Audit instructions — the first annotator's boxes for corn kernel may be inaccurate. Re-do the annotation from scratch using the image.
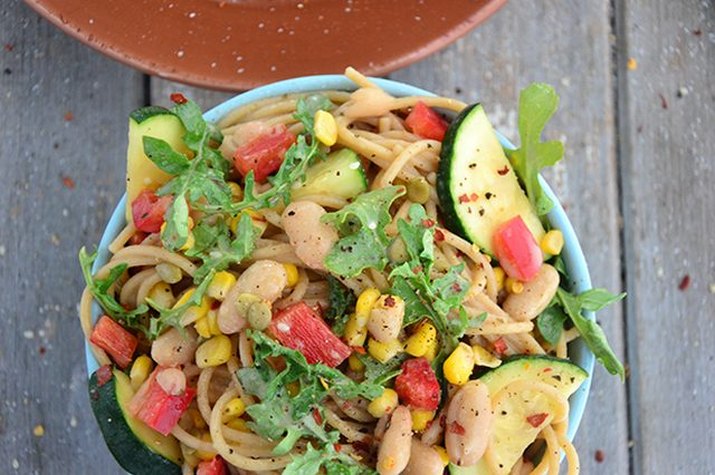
[222,398,246,422]
[207,271,237,301]
[344,314,368,347]
[207,309,222,336]
[411,409,435,432]
[33,424,45,437]
[472,345,502,368]
[443,342,475,386]
[227,182,243,200]
[175,288,211,325]
[423,342,438,363]
[433,446,449,466]
[148,282,176,309]
[505,277,524,294]
[180,232,195,251]
[367,388,398,418]
[196,335,232,368]
[194,317,212,339]
[196,432,216,460]
[226,418,250,432]
[189,408,207,429]
[283,263,299,287]
[404,321,437,357]
[314,109,338,146]
[348,354,365,372]
[367,338,402,364]
[493,267,506,292]
[129,355,154,391]
[540,229,564,256]
[356,288,381,323]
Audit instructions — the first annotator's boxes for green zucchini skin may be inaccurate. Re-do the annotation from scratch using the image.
[88,369,182,475]
[129,106,175,124]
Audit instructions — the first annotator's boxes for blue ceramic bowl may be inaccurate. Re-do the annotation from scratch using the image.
[86,75,594,443]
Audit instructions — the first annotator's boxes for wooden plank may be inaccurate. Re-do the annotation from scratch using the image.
[391,1,629,473]
[618,0,715,473]
[0,2,143,474]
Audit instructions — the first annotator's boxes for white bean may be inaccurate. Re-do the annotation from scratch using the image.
[281,201,338,271]
[377,406,412,475]
[403,439,444,475]
[445,380,493,467]
[151,327,198,367]
[217,260,287,334]
[367,294,405,343]
[503,264,560,321]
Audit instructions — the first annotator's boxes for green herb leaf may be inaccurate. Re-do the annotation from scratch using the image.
[578,289,626,312]
[78,247,149,337]
[508,83,565,215]
[326,276,356,336]
[556,288,625,378]
[536,303,568,345]
[162,194,190,250]
[142,136,191,175]
[294,94,334,132]
[322,186,405,277]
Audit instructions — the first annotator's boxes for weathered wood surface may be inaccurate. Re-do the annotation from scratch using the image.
[618,0,715,473]
[1,0,714,473]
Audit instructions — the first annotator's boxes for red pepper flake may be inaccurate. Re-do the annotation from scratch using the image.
[434,229,445,242]
[412,265,423,274]
[96,365,114,387]
[421,218,435,228]
[333,443,342,452]
[448,421,466,435]
[595,449,605,463]
[692,29,702,36]
[4,43,14,52]
[458,194,470,204]
[39,346,46,355]
[351,346,366,354]
[678,274,691,291]
[493,337,508,356]
[384,295,396,308]
[451,283,462,292]
[497,165,510,176]
[526,413,549,428]
[211,300,221,310]
[170,92,188,104]
[64,111,74,122]
[469,193,479,201]
[128,231,148,246]
[658,93,668,110]
[61,175,76,189]
[542,367,552,373]
[312,408,323,425]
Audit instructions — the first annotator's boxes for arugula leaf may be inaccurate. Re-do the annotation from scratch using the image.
[556,288,625,378]
[356,352,406,386]
[536,303,568,345]
[326,276,356,336]
[283,443,376,475]
[294,94,334,132]
[79,248,149,336]
[578,289,626,312]
[162,193,191,250]
[141,137,191,175]
[508,83,565,215]
[322,186,405,277]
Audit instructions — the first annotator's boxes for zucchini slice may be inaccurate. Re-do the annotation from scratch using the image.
[437,104,544,255]
[125,106,187,222]
[449,356,587,475]
[89,368,182,475]
[291,148,367,201]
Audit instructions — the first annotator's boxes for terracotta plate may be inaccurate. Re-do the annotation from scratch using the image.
[25,0,506,91]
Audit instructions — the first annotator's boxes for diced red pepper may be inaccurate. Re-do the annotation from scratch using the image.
[394,358,441,410]
[269,302,351,367]
[89,316,138,369]
[131,189,172,233]
[493,337,508,356]
[405,101,449,141]
[492,215,543,282]
[197,456,228,475]
[128,369,196,436]
[233,124,295,183]
[526,412,549,428]
[96,365,114,387]
[448,420,466,435]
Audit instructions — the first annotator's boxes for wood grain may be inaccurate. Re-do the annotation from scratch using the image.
[391,1,629,473]
[0,1,140,473]
[618,0,715,473]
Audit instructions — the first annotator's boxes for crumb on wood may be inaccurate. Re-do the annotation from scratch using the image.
[658,93,668,109]
[627,57,637,70]
[4,43,14,52]
[678,274,691,291]
[61,175,75,189]
[595,449,605,463]
[33,424,45,437]
[64,111,74,121]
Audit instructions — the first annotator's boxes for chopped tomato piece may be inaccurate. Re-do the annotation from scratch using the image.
[89,316,138,369]
[95,365,114,387]
[269,302,351,367]
[197,456,228,475]
[493,337,508,356]
[405,101,449,141]
[394,358,441,410]
[233,124,295,183]
[492,216,543,282]
[128,369,196,436]
[131,189,172,233]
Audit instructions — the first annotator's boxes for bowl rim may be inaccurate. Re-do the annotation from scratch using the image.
[85,74,595,444]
